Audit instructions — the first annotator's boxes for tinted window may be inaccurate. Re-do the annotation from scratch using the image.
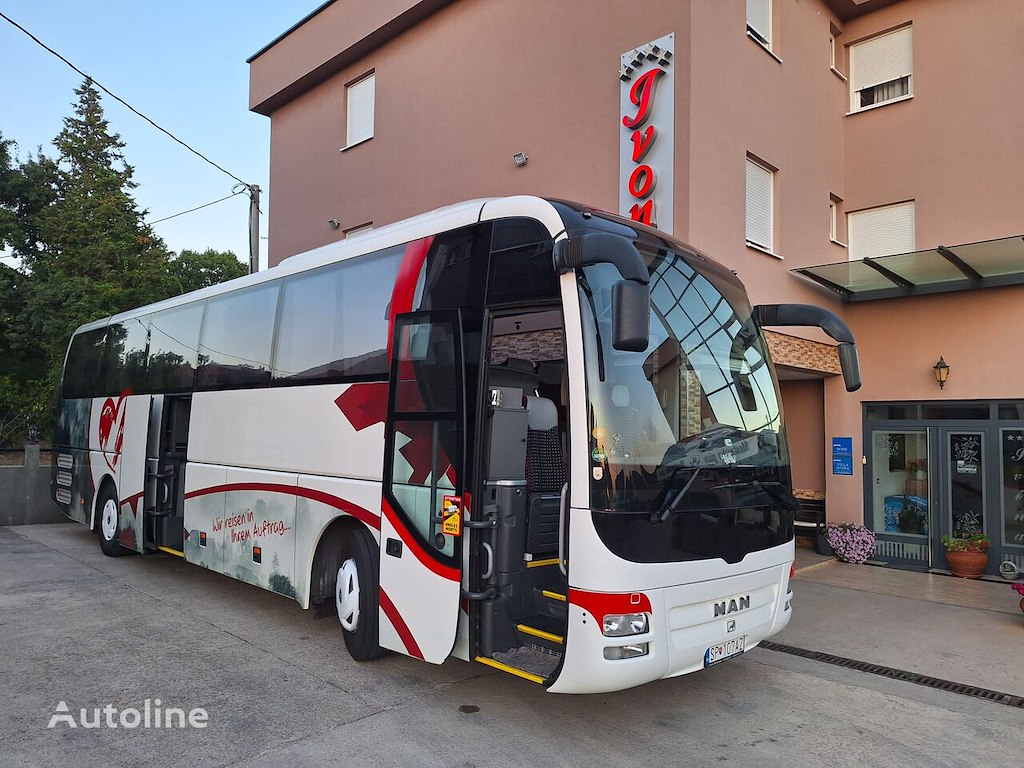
[488,218,558,305]
[197,283,279,389]
[105,319,149,395]
[146,303,205,393]
[63,328,107,399]
[273,246,402,384]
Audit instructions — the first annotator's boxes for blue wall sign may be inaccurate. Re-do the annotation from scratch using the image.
[832,437,853,475]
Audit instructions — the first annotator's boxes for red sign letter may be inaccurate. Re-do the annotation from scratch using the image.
[631,126,656,163]
[629,199,655,226]
[628,165,656,199]
[622,68,665,129]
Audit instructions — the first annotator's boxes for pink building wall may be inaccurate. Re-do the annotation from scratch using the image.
[250,0,1024,527]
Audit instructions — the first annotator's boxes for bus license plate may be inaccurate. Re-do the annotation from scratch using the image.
[704,636,746,667]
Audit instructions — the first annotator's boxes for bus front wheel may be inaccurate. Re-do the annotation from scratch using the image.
[97,485,128,558]
[336,527,387,661]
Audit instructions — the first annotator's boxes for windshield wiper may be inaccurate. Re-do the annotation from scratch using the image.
[709,480,800,512]
[653,466,702,523]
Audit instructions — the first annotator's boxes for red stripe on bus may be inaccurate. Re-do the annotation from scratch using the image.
[379,587,424,660]
[381,498,460,582]
[568,589,653,622]
[387,236,434,362]
[184,483,381,530]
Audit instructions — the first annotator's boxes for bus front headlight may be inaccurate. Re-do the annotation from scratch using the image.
[602,612,649,637]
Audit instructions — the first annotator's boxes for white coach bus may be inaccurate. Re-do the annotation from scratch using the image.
[52,196,860,693]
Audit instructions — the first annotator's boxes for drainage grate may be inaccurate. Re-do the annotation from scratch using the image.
[758,640,1024,709]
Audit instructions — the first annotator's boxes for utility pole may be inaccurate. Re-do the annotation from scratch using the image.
[248,184,261,274]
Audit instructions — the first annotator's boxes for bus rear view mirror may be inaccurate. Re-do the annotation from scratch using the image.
[751,303,862,392]
[553,234,651,353]
[612,280,650,352]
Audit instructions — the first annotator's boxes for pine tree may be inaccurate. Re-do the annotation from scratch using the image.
[25,78,177,368]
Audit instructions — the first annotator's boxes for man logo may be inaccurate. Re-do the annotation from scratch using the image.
[726,620,737,633]
[713,595,750,617]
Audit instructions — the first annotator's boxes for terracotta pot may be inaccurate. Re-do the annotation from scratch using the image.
[945,550,987,579]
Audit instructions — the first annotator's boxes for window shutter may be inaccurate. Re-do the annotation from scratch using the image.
[745,158,773,251]
[346,73,375,146]
[848,202,915,260]
[850,26,912,93]
[746,0,771,46]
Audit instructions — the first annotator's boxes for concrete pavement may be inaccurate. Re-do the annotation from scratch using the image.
[785,545,1024,699]
[1,523,1021,768]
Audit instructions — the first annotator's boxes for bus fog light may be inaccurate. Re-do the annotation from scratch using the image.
[602,612,648,637]
[603,643,649,660]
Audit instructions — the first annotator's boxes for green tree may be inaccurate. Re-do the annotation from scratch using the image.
[169,248,246,294]
[1,80,181,441]
[24,78,177,357]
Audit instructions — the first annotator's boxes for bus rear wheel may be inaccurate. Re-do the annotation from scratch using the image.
[336,527,387,661]
[97,486,128,557]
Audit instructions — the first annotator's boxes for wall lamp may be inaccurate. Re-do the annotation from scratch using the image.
[328,219,341,230]
[512,152,528,167]
[933,356,950,389]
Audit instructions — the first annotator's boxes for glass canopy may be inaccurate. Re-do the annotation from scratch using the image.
[793,235,1024,301]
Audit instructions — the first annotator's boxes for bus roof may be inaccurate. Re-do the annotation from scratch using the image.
[73,195,568,335]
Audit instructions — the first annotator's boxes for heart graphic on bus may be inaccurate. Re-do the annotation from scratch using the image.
[98,391,129,472]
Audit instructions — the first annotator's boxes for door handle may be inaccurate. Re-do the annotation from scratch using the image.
[558,483,568,576]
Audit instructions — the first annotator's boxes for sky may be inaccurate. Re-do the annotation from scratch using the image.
[0,1,324,270]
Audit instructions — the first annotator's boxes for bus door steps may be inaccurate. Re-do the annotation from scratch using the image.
[516,614,565,651]
[476,645,561,684]
[536,588,569,620]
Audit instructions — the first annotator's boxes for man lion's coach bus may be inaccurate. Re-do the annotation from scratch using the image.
[52,196,860,693]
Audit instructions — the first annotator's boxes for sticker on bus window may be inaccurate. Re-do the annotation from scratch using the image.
[442,495,462,537]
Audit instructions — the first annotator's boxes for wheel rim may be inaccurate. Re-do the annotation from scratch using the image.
[336,559,360,631]
[100,498,118,542]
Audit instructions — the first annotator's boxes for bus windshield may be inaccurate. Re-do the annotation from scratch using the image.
[579,246,793,562]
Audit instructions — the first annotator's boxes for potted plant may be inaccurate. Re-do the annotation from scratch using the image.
[824,522,875,564]
[941,532,991,579]
[1013,583,1024,615]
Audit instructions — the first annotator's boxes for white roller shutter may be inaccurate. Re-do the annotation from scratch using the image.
[850,26,912,97]
[346,73,375,146]
[746,0,771,46]
[745,158,773,251]
[848,202,915,260]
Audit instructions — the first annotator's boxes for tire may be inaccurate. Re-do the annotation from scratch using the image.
[97,484,128,557]
[336,526,388,661]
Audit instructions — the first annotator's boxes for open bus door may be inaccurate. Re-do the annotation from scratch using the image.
[379,311,466,662]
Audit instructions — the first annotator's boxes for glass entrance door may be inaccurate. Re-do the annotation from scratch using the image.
[868,429,931,568]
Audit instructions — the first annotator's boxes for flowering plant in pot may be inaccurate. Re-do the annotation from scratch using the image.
[824,522,875,564]
[941,532,990,579]
[1013,582,1024,614]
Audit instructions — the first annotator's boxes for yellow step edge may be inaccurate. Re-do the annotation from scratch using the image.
[526,558,560,569]
[157,546,184,558]
[474,656,545,684]
[517,624,564,645]
[542,590,567,602]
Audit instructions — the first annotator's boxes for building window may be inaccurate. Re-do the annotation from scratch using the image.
[829,24,845,78]
[345,72,375,148]
[848,201,915,260]
[746,0,771,49]
[745,156,775,254]
[829,194,845,245]
[344,223,373,239]
[849,26,912,113]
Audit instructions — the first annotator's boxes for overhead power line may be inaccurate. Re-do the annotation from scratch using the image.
[148,189,247,226]
[0,10,249,189]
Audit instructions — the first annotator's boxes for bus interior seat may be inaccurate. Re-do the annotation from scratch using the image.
[524,395,565,557]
